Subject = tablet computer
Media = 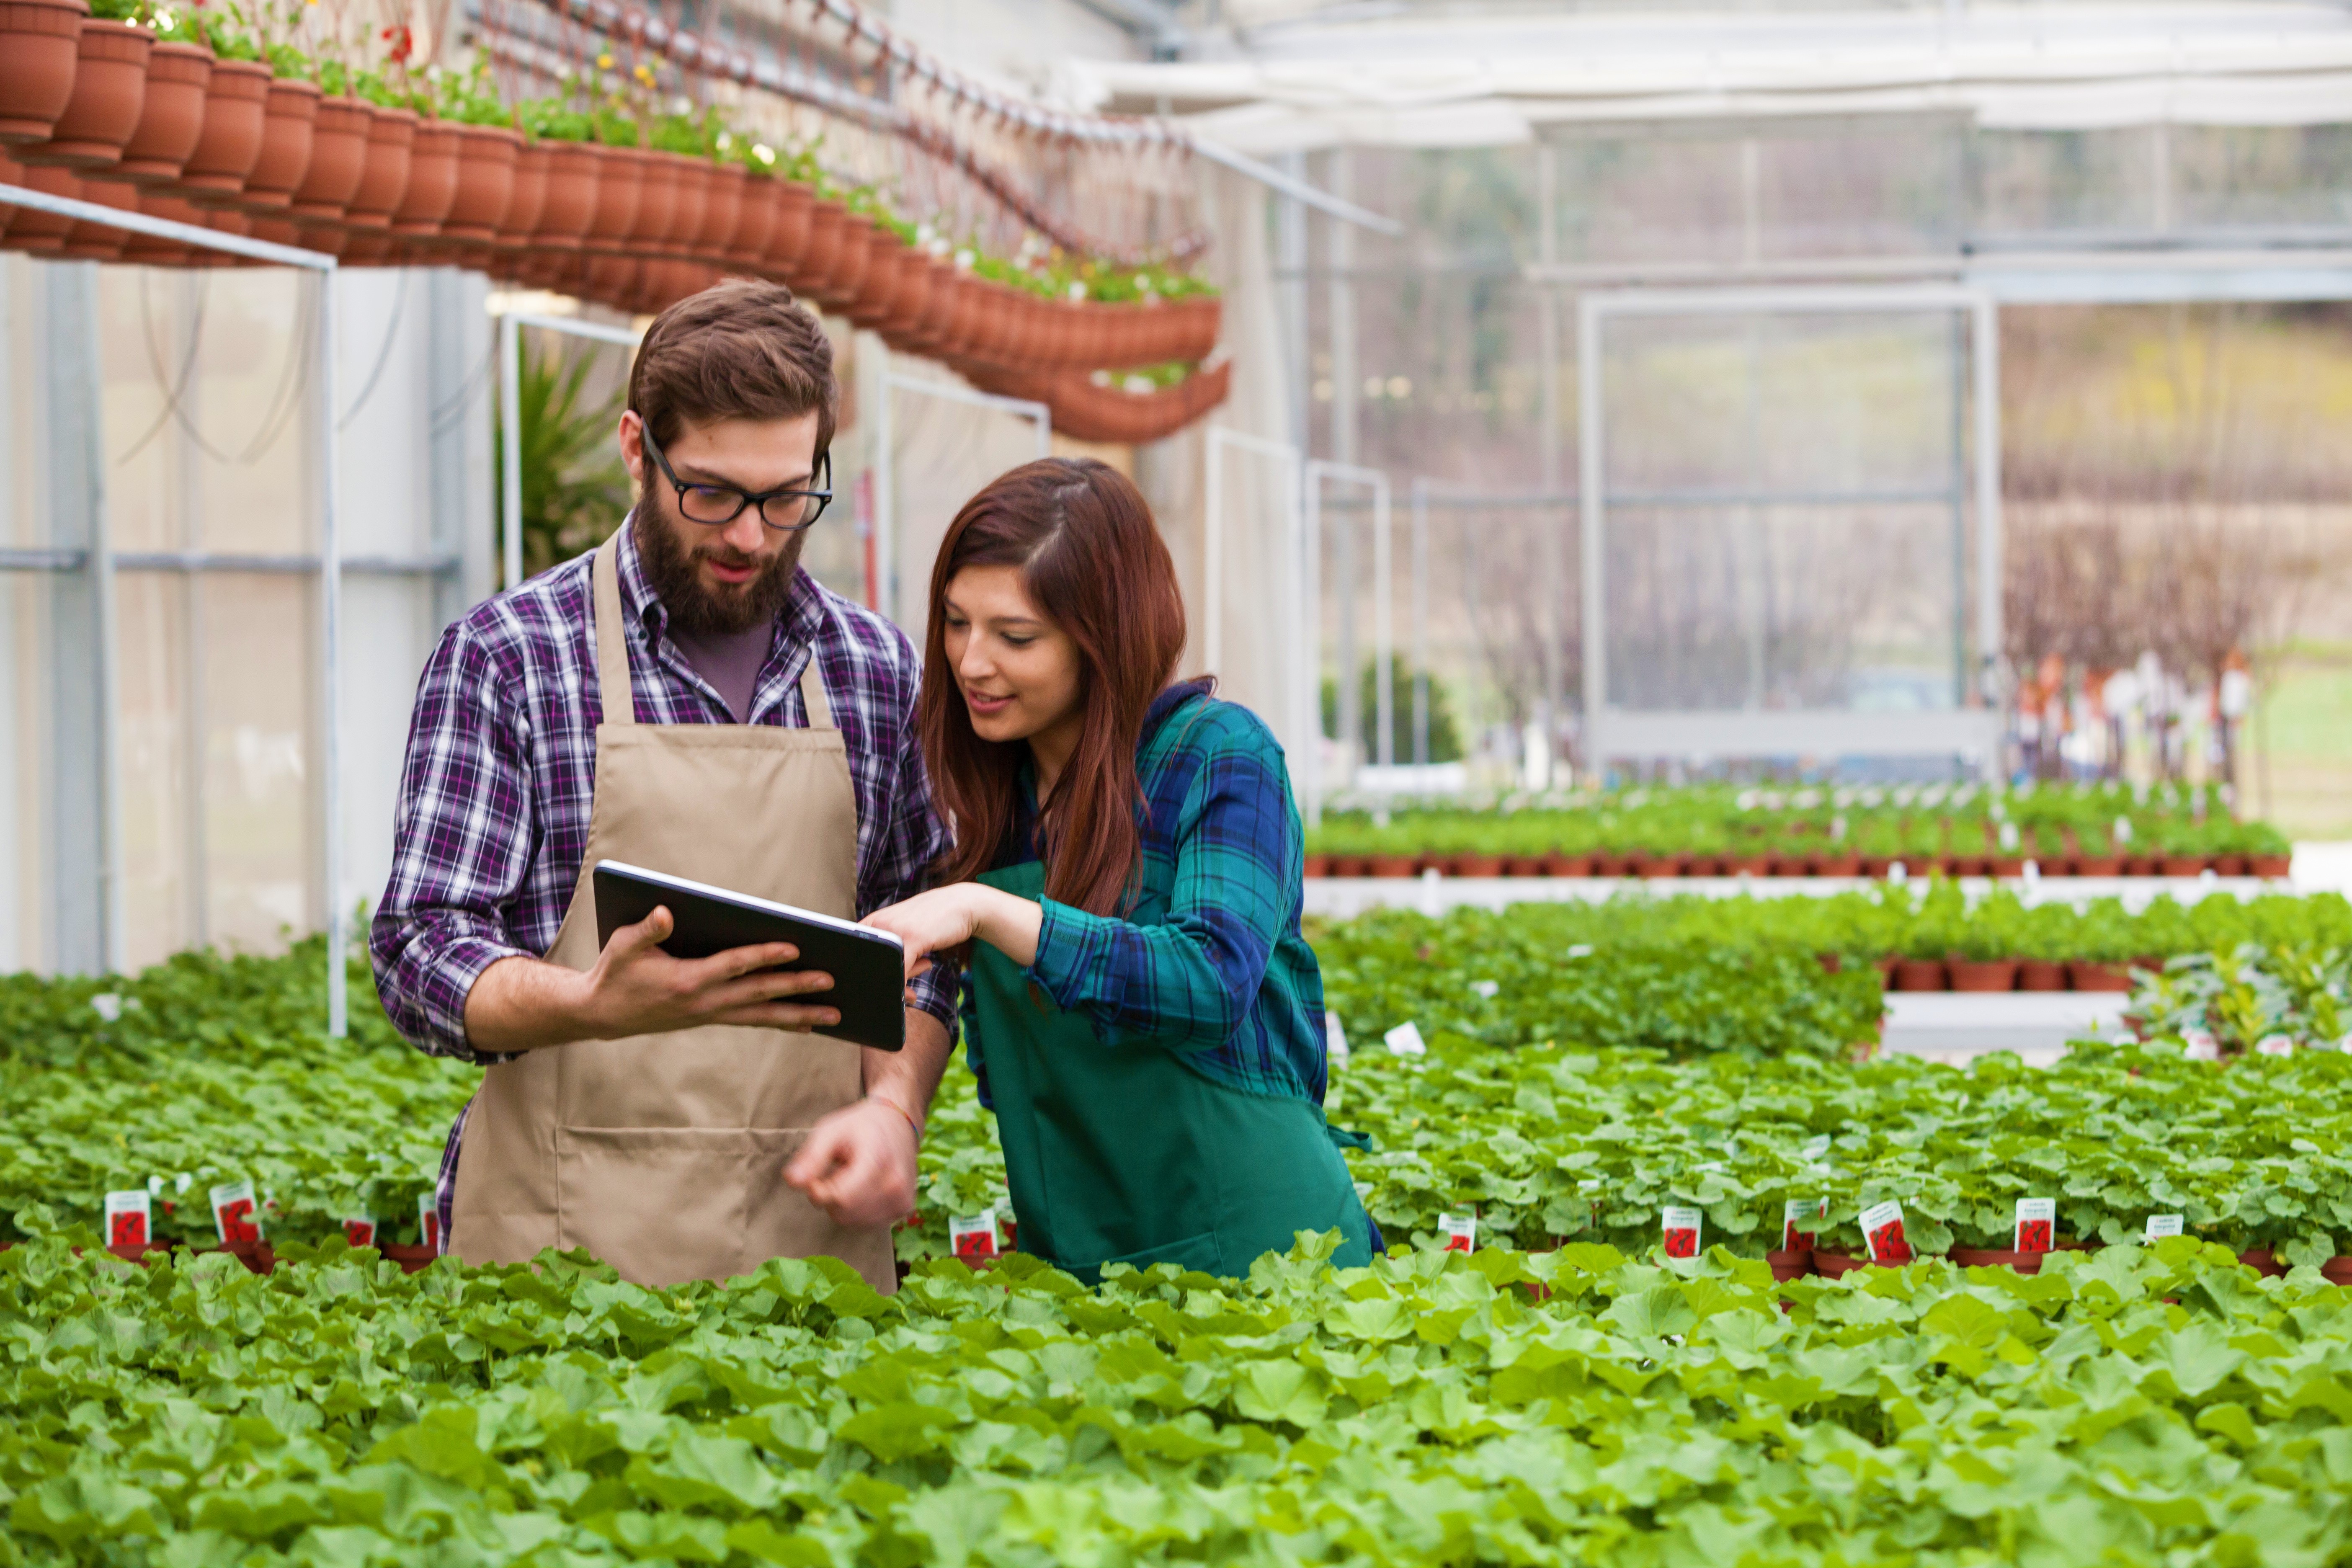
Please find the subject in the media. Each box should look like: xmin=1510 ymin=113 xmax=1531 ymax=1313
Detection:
xmin=590 ymin=860 xmax=905 ymax=1052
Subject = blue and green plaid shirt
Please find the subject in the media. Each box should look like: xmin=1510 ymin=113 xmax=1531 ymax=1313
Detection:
xmin=963 ymin=681 xmax=1330 ymax=1106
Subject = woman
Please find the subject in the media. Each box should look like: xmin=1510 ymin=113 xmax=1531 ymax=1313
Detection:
xmin=864 ymin=458 xmax=1377 ymax=1283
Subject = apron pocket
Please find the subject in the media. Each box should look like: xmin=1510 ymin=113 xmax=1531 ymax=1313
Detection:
xmin=556 ymin=1125 xmax=771 ymax=1286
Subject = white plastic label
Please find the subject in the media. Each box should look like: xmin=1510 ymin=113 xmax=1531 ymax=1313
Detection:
xmin=209 ymin=1180 xmax=259 ymax=1245
xmin=1325 ymin=1011 xmax=1349 ymax=1065
xmin=950 ymin=1211 xmax=999 ymax=1262
xmin=2184 ymin=1029 xmax=2220 ymax=1061
xmin=1383 ymin=1021 xmax=1428 ymax=1057
xmin=341 ymin=1215 xmax=377 ymax=1248
xmin=1469 ymin=980 xmax=1498 ymax=999
xmin=2257 ymin=1035 xmax=2295 ymax=1057
xmin=2145 ymin=1214 xmax=2185 ymax=1240
xmin=105 ymin=1190 xmax=150 ymax=1248
xmin=418 ymin=1191 xmax=440 ymax=1251
xmin=2013 ymin=1198 xmax=2055 ymax=1253
xmin=1439 ymin=1211 xmax=1476 ymax=1253
xmin=1781 ymin=1198 xmax=1819 ymax=1252
xmin=1661 ymin=1206 xmax=1703 ymax=1259
xmin=1859 ymin=1200 xmax=1913 ymax=1264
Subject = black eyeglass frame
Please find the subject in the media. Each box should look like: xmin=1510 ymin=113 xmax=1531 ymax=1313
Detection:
xmin=639 ymin=421 xmax=834 ymax=532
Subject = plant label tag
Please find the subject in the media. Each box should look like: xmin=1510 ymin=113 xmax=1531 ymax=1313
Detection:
xmin=342 ymin=1215 xmax=376 ymax=1248
xmin=1383 ymin=1021 xmax=1428 ymax=1057
xmin=418 ymin=1191 xmax=439 ymax=1252
xmin=1781 ymin=1199 xmax=1818 ymax=1252
xmin=1661 ymin=1206 xmax=1702 ymax=1258
xmin=209 ymin=1180 xmax=259 ymax=1245
xmin=2145 ymin=1214 xmax=2184 ymax=1240
xmin=1469 ymin=979 xmax=1498 ymax=999
xmin=2184 ymin=1030 xmax=2220 ymax=1061
xmin=105 ymin=1190 xmax=150 ymax=1247
xmin=2257 ymin=1034 xmax=2295 ymax=1057
xmin=949 ymin=1211 xmax=999 ymax=1261
xmin=1439 ymin=1211 xmax=1476 ymax=1253
xmin=2013 ymin=1198 xmax=2055 ymax=1253
xmin=1325 ymin=1011 xmax=1349 ymax=1065
xmin=1859 ymin=1200 xmax=1912 ymax=1264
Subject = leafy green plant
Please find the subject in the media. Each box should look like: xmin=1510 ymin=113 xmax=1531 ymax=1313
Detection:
xmin=495 ymin=337 xmax=632 ymax=580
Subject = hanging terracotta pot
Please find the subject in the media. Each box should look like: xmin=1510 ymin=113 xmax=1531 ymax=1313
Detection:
xmin=721 ymin=170 xmax=777 ymax=270
xmin=1168 ymin=294 xmax=1220 ymax=361
xmin=845 ymin=223 xmax=900 ymax=326
xmin=287 ymin=95 xmax=367 ymax=220
xmin=337 ymin=103 xmax=412 ymax=228
xmin=526 ymin=139 xmax=594 ymax=248
xmin=232 ymin=73 xmax=317 ymax=208
xmin=5 ymin=160 xmax=80 ymax=251
xmin=19 ymin=18 xmax=149 ymax=169
xmin=438 ymin=122 xmax=518 ymax=242
xmin=388 ymin=116 xmax=457 ymax=235
xmin=175 ymin=57 xmax=268 ymax=198
xmin=122 ymin=186 xmax=203 ymax=263
xmin=626 ymin=148 xmax=676 ymax=255
xmin=494 ymin=135 xmax=548 ymax=246
xmin=583 ymin=141 xmax=640 ymax=252
xmin=882 ymin=249 xmax=934 ymax=344
xmin=788 ymin=193 xmax=843 ymax=296
xmin=584 ymin=251 xmax=638 ymax=307
xmin=903 ymin=258 xmax=957 ymax=352
xmin=694 ymin=158 xmax=741 ymax=263
xmin=657 ymin=152 xmax=707 ymax=255
xmin=114 ymin=39 xmax=209 ymax=182
xmin=0 ymin=0 xmax=88 ymax=147
xmin=763 ymin=179 xmax=812 ymax=277
xmin=58 ymin=166 xmax=135 ymax=258
xmin=815 ymin=209 xmax=872 ymax=310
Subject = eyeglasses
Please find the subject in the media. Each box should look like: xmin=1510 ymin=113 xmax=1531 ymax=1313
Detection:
xmin=640 ymin=423 xmax=833 ymax=531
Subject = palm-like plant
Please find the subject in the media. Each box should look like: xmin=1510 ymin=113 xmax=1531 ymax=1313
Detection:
xmin=494 ymin=338 xmax=632 ymax=581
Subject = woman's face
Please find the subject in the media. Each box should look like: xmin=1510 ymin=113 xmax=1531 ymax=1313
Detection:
xmin=942 ymin=564 xmax=1083 ymax=747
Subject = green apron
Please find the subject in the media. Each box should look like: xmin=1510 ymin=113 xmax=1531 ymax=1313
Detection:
xmin=969 ymin=859 xmax=1373 ymax=1285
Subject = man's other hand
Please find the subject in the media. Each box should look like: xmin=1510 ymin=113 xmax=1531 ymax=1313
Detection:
xmin=781 ymin=1096 xmax=919 ymax=1230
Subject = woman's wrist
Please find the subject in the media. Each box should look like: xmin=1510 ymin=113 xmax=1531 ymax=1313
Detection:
xmin=966 ymin=883 xmax=1045 ymax=969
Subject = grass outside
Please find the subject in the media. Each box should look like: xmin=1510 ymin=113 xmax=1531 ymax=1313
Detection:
xmin=2245 ymin=645 xmax=2352 ymax=839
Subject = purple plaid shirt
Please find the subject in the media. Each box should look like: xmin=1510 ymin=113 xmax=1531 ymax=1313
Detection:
xmin=369 ymin=520 xmax=953 ymax=1251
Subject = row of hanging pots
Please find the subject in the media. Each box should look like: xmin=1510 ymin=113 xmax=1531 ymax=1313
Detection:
xmin=963 ymin=359 xmax=1236 ymax=445
xmin=0 ymin=5 xmax=1222 ymax=376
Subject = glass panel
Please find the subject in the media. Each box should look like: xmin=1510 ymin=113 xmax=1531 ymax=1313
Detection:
xmin=116 ymin=570 xmax=196 ymax=968
xmin=2171 ymin=125 xmax=2352 ymax=232
xmin=1972 ymin=127 xmax=2159 ymax=237
xmin=198 ymin=573 xmax=315 ymax=953
xmin=1602 ymin=309 xmax=1959 ymax=495
xmin=1604 ymin=503 xmax=1960 ymax=712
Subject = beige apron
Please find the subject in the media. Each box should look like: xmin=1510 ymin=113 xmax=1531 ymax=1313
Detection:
xmin=449 ymin=531 xmax=895 ymax=1291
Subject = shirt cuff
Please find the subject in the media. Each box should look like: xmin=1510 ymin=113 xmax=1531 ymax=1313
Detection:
xmin=1025 ymin=897 xmax=1114 ymax=1013
xmin=415 ymin=935 xmax=530 ymax=1064
xmin=906 ymin=958 xmax=959 ymax=1034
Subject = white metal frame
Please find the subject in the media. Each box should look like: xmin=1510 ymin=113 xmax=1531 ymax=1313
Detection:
xmin=1201 ymin=423 xmax=1304 ymax=794
xmin=1576 ymin=282 xmax=2003 ymax=771
xmin=497 ymin=311 xmax=643 ymax=592
xmin=0 ymin=181 xmax=350 ymax=1034
xmin=871 ymin=352 xmax=1050 ymax=630
xmin=1302 ymin=459 xmax=1390 ymax=820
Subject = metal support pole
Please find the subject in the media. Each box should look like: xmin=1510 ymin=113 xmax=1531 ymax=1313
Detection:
xmin=1536 ymin=142 xmax=1563 ymax=783
xmin=500 ymin=312 xmax=522 ymax=591
xmin=70 ymin=266 xmax=126 ymax=975
xmin=318 ymin=271 xmax=346 ymax=1038
xmin=1577 ymin=294 xmax=1608 ymax=769
xmin=1973 ymin=293 xmax=2004 ymax=780
xmin=1411 ymin=477 xmax=1430 ymax=769
xmin=1373 ymin=475 xmax=1394 ymax=770
xmin=1304 ymin=460 xmax=1390 ymax=799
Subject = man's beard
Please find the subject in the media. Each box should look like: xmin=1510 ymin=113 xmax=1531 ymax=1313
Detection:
xmin=632 ymin=482 xmax=804 ymax=636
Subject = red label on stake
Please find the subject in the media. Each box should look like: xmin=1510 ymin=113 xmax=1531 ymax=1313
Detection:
xmin=950 ymin=1213 xmax=999 ymax=1261
xmin=1860 ymin=1200 xmax=1912 ymax=1264
xmin=1781 ymin=1199 xmax=1818 ymax=1251
xmin=343 ymin=1215 xmax=377 ymax=1248
xmin=105 ymin=1190 xmax=150 ymax=1247
xmin=209 ymin=1181 xmax=258 ymax=1245
xmin=2013 ymin=1198 xmax=2055 ymax=1254
xmin=1439 ymin=1211 xmax=1476 ymax=1253
xmin=1661 ymin=1206 xmax=1703 ymax=1258
xmin=418 ymin=1191 xmax=439 ymax=1252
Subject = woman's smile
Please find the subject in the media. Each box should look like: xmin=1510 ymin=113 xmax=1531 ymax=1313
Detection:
xmin=963 ymin=686 xmax=1017 ymax=719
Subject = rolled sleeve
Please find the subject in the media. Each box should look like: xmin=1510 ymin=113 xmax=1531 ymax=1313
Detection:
xmin=1023 ymin=738 xmax=1291 ymax=1055
xmin=368 ymin=620 xmax=535 ymax=1065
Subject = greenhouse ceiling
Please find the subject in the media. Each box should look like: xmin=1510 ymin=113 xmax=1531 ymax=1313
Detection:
xmin=1067 ymin=3 xmax=2352 ymax=145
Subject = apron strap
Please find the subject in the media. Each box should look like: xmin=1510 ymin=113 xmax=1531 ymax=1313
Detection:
xmin=592 ymin=531 xmax=634 ymax=729
xmin=799 ymin=657 xmax=835 ymax=730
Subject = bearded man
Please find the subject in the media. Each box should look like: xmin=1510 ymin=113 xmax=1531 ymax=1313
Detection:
xmin=370 ymin=280 xmax=952 ymax=1290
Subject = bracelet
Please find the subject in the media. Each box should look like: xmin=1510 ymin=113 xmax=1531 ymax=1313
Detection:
xmin=869 ymin=1094 xmax=923 ymax=1142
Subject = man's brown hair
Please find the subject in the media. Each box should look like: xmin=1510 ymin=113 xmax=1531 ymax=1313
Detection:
xmin=626 ymin=279 xmax=838 ymax=455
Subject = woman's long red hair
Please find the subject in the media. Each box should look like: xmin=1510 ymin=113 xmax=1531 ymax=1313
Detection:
xmin=919 ymin=458 xmax=1189 ymax=916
